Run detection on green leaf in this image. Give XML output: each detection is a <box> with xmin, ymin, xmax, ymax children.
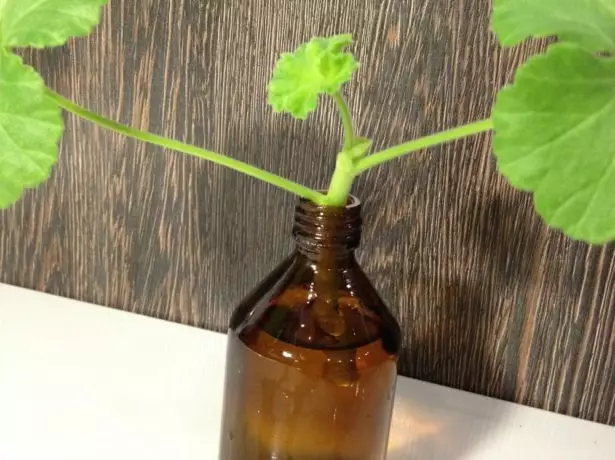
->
<box><xmin>0</xmin><ymin>50</ymin><xmax>63</xmax><ymax>208</ymax></box>
<box><xmin>268</xmin><ymin>34</ymin><xmax>359</xmax><ymax>119</ymax></box>
<box><xmin>492</xmin><ymin>0</ymin><xmax>615</xmax><ymax>52</ymax></box>
<box><xmin>0</xmin><ymin>0</ymin><xmax>108</xmax><ymax>48</ymax></box>
<box><xmin>493</xmin><ymin>43</ymin><xmax>615</xmax><ymax>244</ymax></box>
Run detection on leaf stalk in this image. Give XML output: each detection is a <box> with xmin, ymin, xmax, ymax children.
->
<box><xmin>46</xmin><ymin>89</ymin><xmax>326</xmax><ymax>204</ymax></box>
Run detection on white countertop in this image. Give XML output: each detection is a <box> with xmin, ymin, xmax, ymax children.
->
<box><xmin>0</xmin><ymin>283</ymin><xmax>613</xmax><ymax>459</ymax></box>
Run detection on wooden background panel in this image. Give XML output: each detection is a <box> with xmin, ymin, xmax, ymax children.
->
<box><xmin>1</xmin><ymin>0</ymin><xmax>614</xmax><ymax>425</ymax></box>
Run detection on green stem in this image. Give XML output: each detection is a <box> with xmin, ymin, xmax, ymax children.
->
<box><xmin>46</xmin><ymin>89</ymin><xmax>326</xmax><ymax>204</ymax></box>
<box><xmin>355</xmin><ymin>118</ymin><xmax>494</xmax><ymax>173</ymax></box>
<box><xmin>331</xmin><ymin>92</ymin><xmax>355</xmax><ymax>150</ymax></box>
<box><xmin>325</xmin><ymin>92</ymin><xmax>359</xmax><ymax>206</ymax></box>
<box><xmin>325</xmin><ymin>152</ymin><xmax>356</xmax><ymax>207</ymax></box>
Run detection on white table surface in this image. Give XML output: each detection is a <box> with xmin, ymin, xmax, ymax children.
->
<box><xmin>0</xmin><ymin>283</ymin><xmax>613</xmax><ymax>460</ymax></box>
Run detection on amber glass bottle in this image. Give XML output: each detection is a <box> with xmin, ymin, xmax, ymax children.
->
<box><xmin>219</xmin><ymin>196</ymin><xmax>401</xmax><ymax>460</ymax></box>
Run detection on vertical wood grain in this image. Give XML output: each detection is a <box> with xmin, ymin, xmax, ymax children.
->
<box><xmin>1</xmin><ymin>0</ymin><xmax>614</xmax><ymax>425</ymax></box>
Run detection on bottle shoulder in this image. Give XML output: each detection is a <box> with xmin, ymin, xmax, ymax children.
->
<box><xmin>230</xmin><ymin>254</ymin><xmax>401</xmax><ymax>355</ymax></box>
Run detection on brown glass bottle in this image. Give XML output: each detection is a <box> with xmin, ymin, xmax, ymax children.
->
<box><xmin>219</xmin><ymin>196</ymin><xmax>401</xmax><ymax>460</ymax></box>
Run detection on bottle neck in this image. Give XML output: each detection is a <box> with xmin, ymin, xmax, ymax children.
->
<box><xmin>292</xmin><ymin>195</ymin><xmax>362</xmax><ymax>261</ymax></box>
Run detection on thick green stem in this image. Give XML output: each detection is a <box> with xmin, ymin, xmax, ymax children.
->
<box><xmin>331</xmin><ymin>92</ymin><xmax>355</xmax><ymax>150</ymax></box>
<box><xmin>355</xmin><ymin>118</ymin><xmax>493</xmax><ymax>173</ymax></box>
<box><xmin>325</xmin><ymin>152</ymin><xmax>356</xmax><ymax>206</ymax></box>
<box><xmin>46</xmin><ymin>90</ymin><xmax>327</xmax><ymax>204</ymax></box>
<box><xmin>325</xmin><ymin>92</ymin><xmax>359</xmax><ymax>206</ymax></box>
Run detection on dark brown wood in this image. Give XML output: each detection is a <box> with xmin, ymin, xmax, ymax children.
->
<box><xmin>1</xmin><ymin>0</ymin><xmax>614</xmax><ymax>426</ymax></box>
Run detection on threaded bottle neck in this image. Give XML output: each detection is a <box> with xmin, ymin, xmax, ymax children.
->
<box><xmin>292</xmin><ymin>195</ymin><xmax>362</xmax><ymax>258</ymax></box>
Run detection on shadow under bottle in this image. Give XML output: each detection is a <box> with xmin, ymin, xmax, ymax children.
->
<box><xmin>219</xmin><ymin>196</ymin><xmax>401</xmax><ymax>460</ymax></box>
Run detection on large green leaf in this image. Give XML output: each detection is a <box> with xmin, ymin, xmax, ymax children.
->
<box><xmin>0</xmin><ymin>50</ymin><xmax>63</xmax><ymax>207</ymax></box>
<box><xmin>493</xmin><ymin>44</ymin><xmax>615</xmax><ymax>244</ymax></box>
<box><xmin>0</xmin><ymin>0</ymin><xmax>108</xmax><ymax>48</ymax></box>
<box><xmin>492</xmin><ymin>0</ymin><xmax>615</xmax><ymax>52</ymax></box>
